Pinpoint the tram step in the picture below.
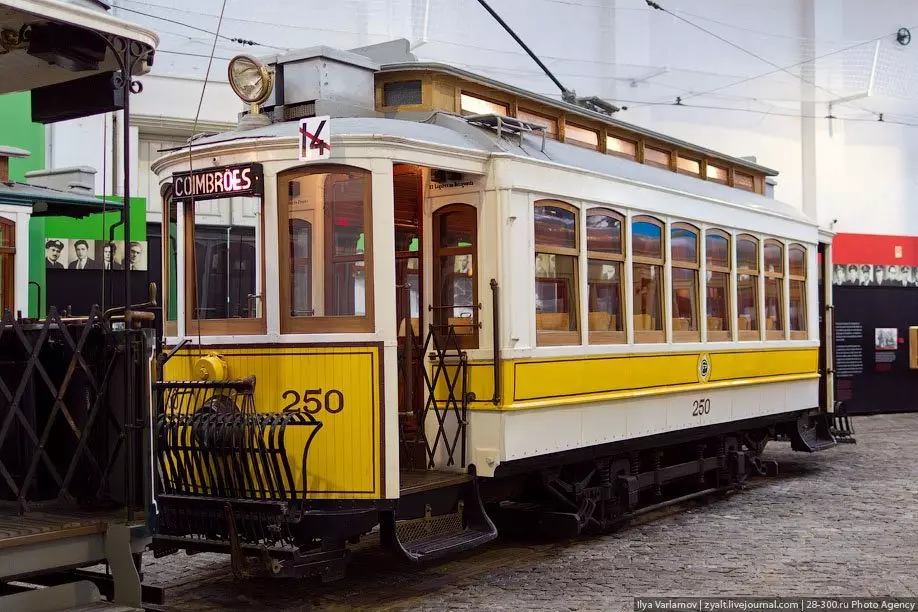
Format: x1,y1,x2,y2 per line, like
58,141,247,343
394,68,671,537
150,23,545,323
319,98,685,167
790,413,837,453
381,478,497,562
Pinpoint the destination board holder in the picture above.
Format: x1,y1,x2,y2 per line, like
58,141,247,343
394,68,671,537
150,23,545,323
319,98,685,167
172,163,265,202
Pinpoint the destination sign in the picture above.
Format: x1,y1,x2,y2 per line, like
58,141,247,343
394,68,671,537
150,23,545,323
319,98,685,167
172,163,264,202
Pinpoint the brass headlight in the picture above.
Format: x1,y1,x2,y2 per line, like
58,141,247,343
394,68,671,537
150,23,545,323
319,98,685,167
227,54,273,105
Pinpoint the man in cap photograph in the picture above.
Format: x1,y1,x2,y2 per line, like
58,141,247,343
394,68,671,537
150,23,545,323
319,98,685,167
69,239,97,270
45,240,64,269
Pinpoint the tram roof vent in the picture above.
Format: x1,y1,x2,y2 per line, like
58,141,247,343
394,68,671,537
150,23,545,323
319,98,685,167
261,45,381,123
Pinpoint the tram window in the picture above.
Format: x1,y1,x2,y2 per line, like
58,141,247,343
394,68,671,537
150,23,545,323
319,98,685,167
736,234,760,340
460,92,509,116
734,172,755,191
705,230,732,341
671,223,699,341
278,166,373,333
383,80,422,106
586,208,624,344
632,216,664,343
185,196,264,335
606,135,637,159
0,217,13,314
676,155,701,176
433,204,478,348
517,108,559,139
534,200,580,346
789,244,807,339
565,123,599,150
644,146,671,170
706,164,728,184
764,240,784,339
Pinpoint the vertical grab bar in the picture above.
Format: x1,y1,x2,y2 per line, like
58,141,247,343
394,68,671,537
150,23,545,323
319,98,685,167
490,279,501,405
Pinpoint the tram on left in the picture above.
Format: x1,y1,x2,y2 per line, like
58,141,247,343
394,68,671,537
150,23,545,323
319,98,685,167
0,2,159,610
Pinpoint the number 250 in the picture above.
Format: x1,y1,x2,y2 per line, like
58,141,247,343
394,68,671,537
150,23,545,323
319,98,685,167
282,388,345,414
692,398,711,416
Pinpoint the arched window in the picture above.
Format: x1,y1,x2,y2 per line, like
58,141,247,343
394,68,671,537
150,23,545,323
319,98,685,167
534,200,579,346
586,208,624,344
632,215,664,343
278,165,373,333
0,217,14,314
433,204,478,348
789,244,807,339
736,234,760,340
764,239,784,339
705,230,731,341
671,223,700,341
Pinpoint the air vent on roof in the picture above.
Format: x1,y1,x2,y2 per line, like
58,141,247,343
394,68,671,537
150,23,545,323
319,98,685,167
283,102,316,122
463,113,546,151
384,80,423,106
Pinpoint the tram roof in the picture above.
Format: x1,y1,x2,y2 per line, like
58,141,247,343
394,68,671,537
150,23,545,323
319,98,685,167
158,113,810,224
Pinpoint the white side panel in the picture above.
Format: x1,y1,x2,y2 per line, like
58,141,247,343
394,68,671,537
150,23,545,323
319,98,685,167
488,379,816,470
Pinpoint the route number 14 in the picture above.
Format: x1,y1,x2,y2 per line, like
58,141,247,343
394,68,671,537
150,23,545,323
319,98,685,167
692,398,711,416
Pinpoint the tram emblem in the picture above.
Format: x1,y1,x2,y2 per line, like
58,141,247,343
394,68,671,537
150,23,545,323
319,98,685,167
698,353,711,383
299,115,332,161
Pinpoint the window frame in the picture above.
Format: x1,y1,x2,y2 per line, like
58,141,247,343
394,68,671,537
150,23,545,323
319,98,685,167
586,207,625,345
735,233,760,341
706,163,728,184
643,145,672,170
0,216,14,315
670,222,700,342
704,229,732,342
432,203,479,349
676,154,702,177
534,199,580,346
763,239,785,340
564,122,600,150
788,243,807,340
631,215,665,344
605,134,638,160
517,107,559,140
276,164,375,334
459,90,510,116
183,198,266,336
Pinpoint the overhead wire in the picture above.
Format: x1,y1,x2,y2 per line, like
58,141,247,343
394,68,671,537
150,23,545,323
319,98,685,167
185,0,228,354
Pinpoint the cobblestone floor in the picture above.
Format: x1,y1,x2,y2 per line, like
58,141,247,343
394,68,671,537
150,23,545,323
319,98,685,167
145,413,918,611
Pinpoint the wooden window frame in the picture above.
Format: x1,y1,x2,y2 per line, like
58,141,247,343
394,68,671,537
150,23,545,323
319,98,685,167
565,122,600,150
763,239,785,340
586,207,625,345
676,154,702,177
631,215,665,344
704,229,732,342
277,164,375,334
735,233,760,341
534,199,580,346
706,163,729,184
605,133,638,160
643,145,672,170
184,200,267,336
734,171,755,192
0,216,14,315
788,243,807,340
670,223,700,342
433,204,479,349
459,90,510,116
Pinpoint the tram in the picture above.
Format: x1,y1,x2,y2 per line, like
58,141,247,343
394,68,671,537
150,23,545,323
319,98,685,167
151,42,837,581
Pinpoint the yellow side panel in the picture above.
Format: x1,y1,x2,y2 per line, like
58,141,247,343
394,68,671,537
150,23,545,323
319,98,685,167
709,348,817,381
163,345,383,500
513,353,698,402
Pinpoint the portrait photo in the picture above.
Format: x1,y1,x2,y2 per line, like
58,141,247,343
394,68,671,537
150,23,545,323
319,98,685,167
875,327,898,350
69,239,97,270
45,238,68,269
125,241,147,271
96,240,124,270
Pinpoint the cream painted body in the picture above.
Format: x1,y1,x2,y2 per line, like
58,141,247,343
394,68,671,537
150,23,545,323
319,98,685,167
467,378,817,477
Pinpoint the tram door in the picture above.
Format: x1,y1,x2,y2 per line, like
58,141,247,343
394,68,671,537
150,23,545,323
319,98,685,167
394,165,426,468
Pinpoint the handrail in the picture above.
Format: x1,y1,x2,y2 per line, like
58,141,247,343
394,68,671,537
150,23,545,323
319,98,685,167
490,279,501,405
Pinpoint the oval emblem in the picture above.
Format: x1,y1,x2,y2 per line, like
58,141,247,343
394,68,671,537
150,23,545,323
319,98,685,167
698,353,711,383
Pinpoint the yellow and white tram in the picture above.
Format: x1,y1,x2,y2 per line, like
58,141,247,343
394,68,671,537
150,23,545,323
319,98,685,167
151,44,836,580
